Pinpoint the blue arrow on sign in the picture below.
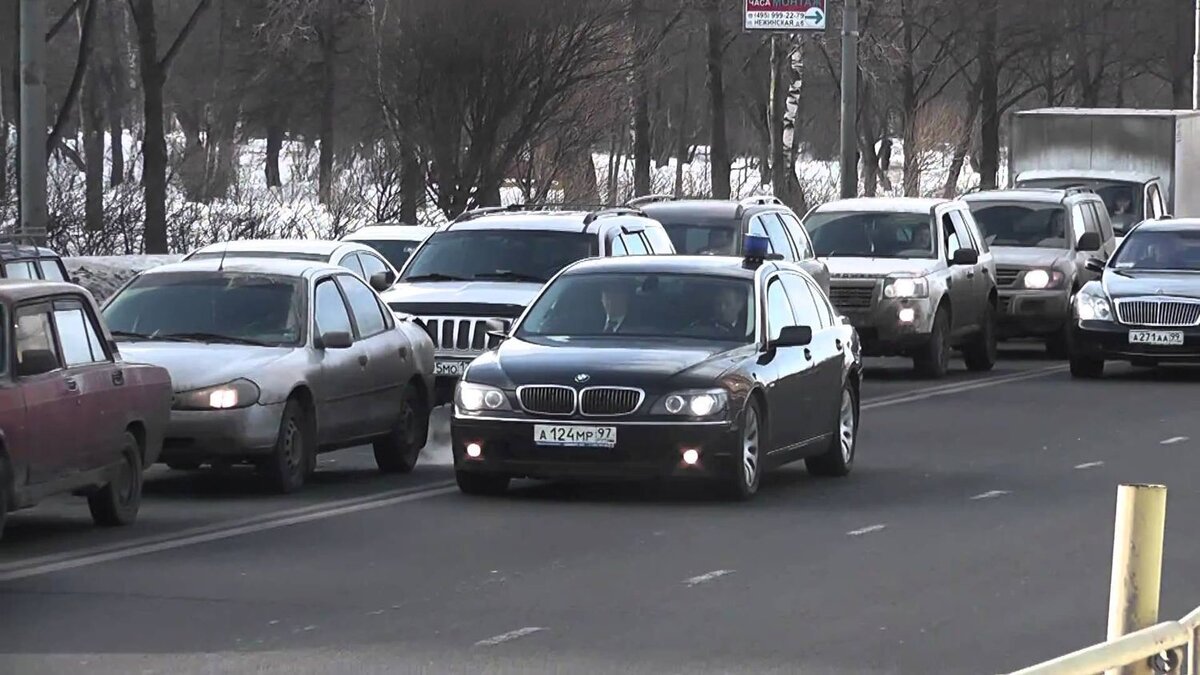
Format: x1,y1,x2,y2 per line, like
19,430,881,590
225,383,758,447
806,8,824,25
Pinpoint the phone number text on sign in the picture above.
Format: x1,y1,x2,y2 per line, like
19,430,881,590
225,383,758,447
744,1,826,31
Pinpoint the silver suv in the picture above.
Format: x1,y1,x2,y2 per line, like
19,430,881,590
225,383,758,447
381,205,676,404
962,188,1118,357
802,198,998,377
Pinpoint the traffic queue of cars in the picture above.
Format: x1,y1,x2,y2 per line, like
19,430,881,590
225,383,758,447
3,197,1199,538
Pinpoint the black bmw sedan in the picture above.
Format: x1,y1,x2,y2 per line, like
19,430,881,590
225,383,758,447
1070,218,1200,377
450,249,863,500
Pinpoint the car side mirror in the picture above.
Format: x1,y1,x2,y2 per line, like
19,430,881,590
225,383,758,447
369,270,396,292
950,248,979,266
1085,257,1106,274
770,325,812,349
316,331,354,350
17,349,60,377
1077,232,1102,252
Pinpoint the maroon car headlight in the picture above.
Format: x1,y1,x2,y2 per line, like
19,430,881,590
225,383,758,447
174,379,261,411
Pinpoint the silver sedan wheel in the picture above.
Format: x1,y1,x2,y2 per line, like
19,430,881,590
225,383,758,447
839,387,856,463
742,406,760,488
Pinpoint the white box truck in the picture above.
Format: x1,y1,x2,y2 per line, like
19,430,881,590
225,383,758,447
1008,108,1200,236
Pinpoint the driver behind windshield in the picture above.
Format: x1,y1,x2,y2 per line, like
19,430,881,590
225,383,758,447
689,286,748,336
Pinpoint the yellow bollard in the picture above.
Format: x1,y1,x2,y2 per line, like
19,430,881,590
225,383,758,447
1106,483,1168,675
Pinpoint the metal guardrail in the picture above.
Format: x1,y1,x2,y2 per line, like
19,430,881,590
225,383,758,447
1005,485,1199,675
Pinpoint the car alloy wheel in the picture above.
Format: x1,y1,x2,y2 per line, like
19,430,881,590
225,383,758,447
806,382,857,478
742,406,760,489
839,387,856,463
725,403,763,500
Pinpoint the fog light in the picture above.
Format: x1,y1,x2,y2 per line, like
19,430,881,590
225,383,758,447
466,442,483,459
682,449,700,466
898,308,916,323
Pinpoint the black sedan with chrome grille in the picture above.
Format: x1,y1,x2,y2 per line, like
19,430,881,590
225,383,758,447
450,252,863,500
1069,218,1200,377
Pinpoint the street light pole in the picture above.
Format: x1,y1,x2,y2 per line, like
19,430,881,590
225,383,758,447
18,0,47,243
839,0,859,198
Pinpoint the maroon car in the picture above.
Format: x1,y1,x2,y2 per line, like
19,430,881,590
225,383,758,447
0,281,171,540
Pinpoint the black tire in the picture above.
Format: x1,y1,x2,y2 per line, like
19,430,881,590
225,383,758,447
374,384,428,474
806,381,858,477
963,303,998,372
88,432,143,527
724,400,764,501
455,470,510,496
263,400,311,494
914,308,951,378
167,461,201,471
1070,354,1105,379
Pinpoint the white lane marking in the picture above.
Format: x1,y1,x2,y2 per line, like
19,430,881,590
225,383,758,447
970,490,1011,501
1075,461,1104,470
862,365,1067,411
0,483,457,582
847,524,886,536
1161,436,1189,445
474,627,547,647
683,569,734,587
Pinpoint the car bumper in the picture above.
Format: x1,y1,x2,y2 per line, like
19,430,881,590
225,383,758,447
1072,321,1200,363
160,401,286,463
997,290,1069,337
451,415,740,481
841,298,938,355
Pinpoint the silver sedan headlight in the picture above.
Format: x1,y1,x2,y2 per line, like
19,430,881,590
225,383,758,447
652,389,729,418
174,379,261,411
1074,292,1113,322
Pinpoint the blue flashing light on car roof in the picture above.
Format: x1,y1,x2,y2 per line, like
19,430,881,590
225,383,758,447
743,234,771,261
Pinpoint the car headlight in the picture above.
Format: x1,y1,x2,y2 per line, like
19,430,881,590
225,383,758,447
174,379,260,411
883,276,929,299
653,389,729,418
455,382,511,412
1074,292,1113,322
1023,269,1066,290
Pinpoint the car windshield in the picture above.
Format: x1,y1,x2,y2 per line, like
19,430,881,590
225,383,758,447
352,239,422,271
517,272,755,343
1019,179,1143,233
401,230,599,283
805,211,936,259
660,219,739,255
102,272,306,347
1111,228,1200,272
969,203,1069,248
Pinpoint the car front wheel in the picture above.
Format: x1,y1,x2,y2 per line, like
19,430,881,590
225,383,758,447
963,303,997,372
806,381,858,477
89,433,144,527
914,308,950,378
724,400,763,500
263,400,311,494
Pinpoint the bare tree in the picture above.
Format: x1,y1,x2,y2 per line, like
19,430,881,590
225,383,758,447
704,0,731,199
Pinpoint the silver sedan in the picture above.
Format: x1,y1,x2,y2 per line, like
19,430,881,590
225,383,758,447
101,258,436,493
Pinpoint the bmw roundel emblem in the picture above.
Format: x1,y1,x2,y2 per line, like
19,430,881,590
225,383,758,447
575,373,590,383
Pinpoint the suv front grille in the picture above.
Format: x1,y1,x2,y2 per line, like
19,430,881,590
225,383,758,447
580,387,644,416
1115,299,1200,327
517,386,576,416
413,316,511,352
829,284,876,310
995,266,1022,288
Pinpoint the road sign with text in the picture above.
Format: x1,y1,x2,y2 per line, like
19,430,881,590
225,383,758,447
744,0,826,31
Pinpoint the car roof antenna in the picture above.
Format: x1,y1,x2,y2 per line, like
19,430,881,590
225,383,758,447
217,243,229,271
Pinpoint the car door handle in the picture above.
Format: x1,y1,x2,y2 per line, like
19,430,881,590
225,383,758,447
398,347,408,360
358,355,369,367
64,377,78,391
803,348,813,361
835,339,843,352
112,370,125,386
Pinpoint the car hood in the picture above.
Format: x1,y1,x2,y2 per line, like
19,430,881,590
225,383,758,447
116,342,295,392
382,281,543,309
469,337,751,390
822,257,938,278
1103,270,1200,301
989,246,1067,269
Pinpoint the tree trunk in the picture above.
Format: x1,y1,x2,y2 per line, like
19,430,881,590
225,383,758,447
900,7,920,197
977,0,1000,191
705,2,731,200
266,111,284,188
103,0,128,187
0,66,8,208
768,36,789,202
631,0,651,197
81,21,105,232
129,0,169,253
400,145,423,223
109,114,124,187
943,89,980,198
317,16,337,206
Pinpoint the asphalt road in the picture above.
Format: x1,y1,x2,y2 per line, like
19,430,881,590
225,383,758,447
2,345,1200,674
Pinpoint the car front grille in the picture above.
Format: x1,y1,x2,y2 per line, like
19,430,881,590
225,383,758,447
1115,299,1200,327
829,283,877,310
517,386,577,416
995,266,1022,288
579,387,644,416
411,316,512,353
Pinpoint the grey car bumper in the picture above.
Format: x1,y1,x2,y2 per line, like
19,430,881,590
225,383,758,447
160,401,287,462
997,290,1070,337
841,298,939,355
